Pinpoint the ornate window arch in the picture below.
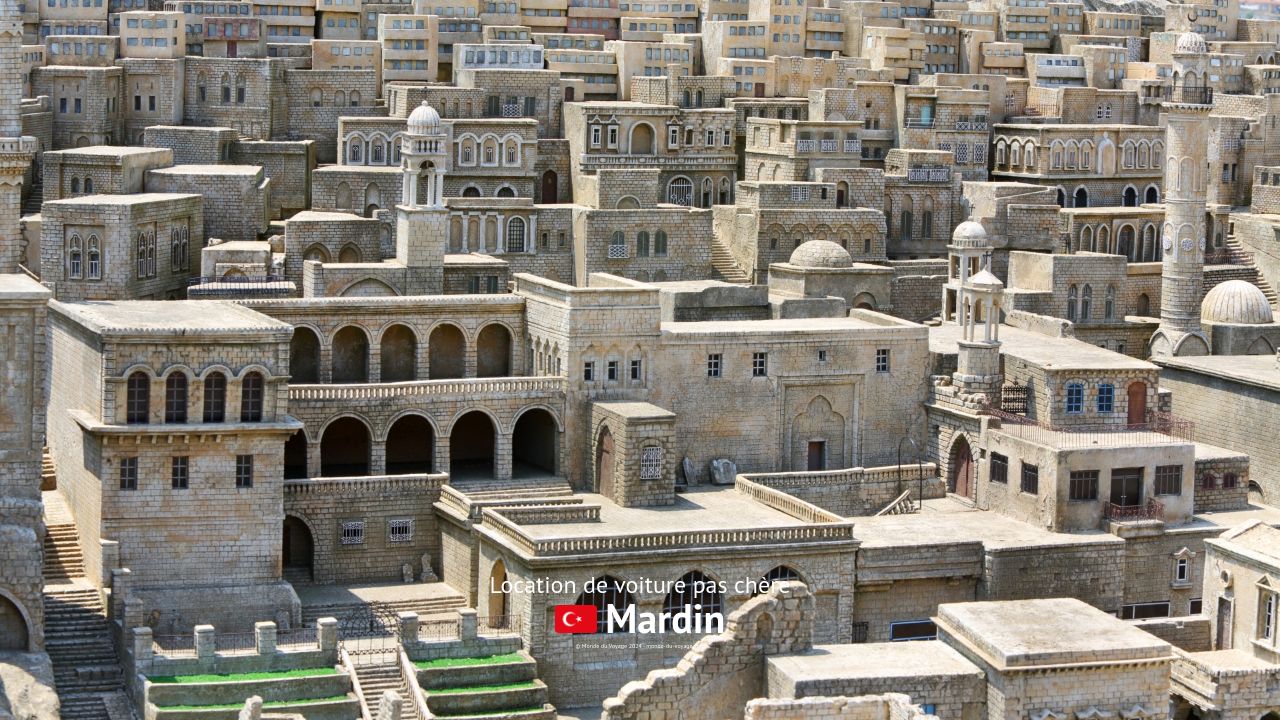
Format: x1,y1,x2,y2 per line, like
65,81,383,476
87,235,101,279
68,235,83,279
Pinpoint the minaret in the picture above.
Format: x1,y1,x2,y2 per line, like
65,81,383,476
395,101,450,294
1150,32,1213,357
0,0,36,273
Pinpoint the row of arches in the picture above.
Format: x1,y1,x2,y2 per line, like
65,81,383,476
68,175,95,194
123,367,267,425
288,407,559,480
1065,284,1121,322
1076,222,1162,262
457,133,526,168
290,322,513,384
344,132,402,166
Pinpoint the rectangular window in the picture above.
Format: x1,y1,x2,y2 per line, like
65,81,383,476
707,353,722,378
1069,470,1099,501
607,125,618,147
388,518,414,543
817,349,827,362
1020,462,1039,494
752,352,767,377
1155,465,1183,496
1175,557,1190,583
1119,601,1170,620
1065,383,1084,414
888,619,937,641
171,456,189,489
583,361,595,382
1189,598,1203,615
590,125,601,146
990,453,1008,484
235,454,253,488
1260,588,1277,642
341,520,366,545
119,457,138,490
607,360,619,381
639,445,663,479
1097,383,1114,413
875,348,890,373
630,358,643,381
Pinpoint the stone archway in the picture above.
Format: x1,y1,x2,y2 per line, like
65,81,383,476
0,594,31,651
450,412,496,479
320,417,371,476
487,559,509,620
429,325,466,379
512,409,557,477
386,414,434,474
541,170,558,202
791,396,845,471
331,326,370,383
291,327,321,383
380,324,417,382
284,430,308,479
476,324,512,377
282,516,314,582
949,435,974,498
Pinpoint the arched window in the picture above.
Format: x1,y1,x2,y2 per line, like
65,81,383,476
70,177,80,193
1097,383,1115,413
1065,382,1084,414
83,177,93,193
203,372,226,422
68,235,82,279
370,139,385,164
756,565,803,595
636,231,649,257
610,231,626,256
350,90,361,105
1080,285,1093,320
348,140,362,164
505,141,517,165
654,230,667,257
663,571,724,625
505,217,526,253
126,371,150,424
1105,285,1115,319
240,372,264,422
667,177,693,206
575,576,636,634
1066,285,1078,322
87,236,101,279
165,373,188,423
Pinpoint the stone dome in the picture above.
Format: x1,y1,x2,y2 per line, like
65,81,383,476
407,101,441,134
951,219,989,248
1201,280,1274,324
789,240,853,268
1175,32,1208,55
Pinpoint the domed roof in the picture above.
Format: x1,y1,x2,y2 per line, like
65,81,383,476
951,219,990,248
407,101,441,134
1201,280,1274,324
1175,32,1208,55
789,240,853,269
968,269,1004,289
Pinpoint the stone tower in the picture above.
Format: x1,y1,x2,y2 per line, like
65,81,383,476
0,0,37,273
1150,32,1214,357
395,101,449,293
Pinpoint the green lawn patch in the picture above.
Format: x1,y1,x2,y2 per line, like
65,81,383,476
433,707,546,719
414,653,524,670
427,681,539,695
148,667,339,684
155,694,350,710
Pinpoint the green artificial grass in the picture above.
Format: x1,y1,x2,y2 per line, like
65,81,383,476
154,694,350,711
414,653,524,670
433,707,546,719
427,680,539,695
148,667,339,684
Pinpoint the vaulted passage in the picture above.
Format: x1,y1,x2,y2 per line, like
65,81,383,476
321,417,371,477
450,411,495,479
476,324,512,377
284,430,308,479
512,409,557,477
282,516,313,582
290,327,320,383
0,596,29,650
386,414,434,474
380,324,418,382
332,326,370,383
429,324,466,379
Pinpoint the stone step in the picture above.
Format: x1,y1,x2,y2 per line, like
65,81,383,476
418,654,538,690
432,705,557,720
424,680,549,717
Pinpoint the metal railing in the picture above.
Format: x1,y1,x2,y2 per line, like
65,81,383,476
276,626,319,650
906,167,951,183
152,634,197,658
418,617,461,641
819,139,838,152
607,244,629,259
1164,85,1213,105
188,274,284,286
844,139,860,153
1106,497,1165,521
796,139,816,152
988,408,1194,448
955,120,989,131
477,614,524,636
904,117,935,129
216,632,259,655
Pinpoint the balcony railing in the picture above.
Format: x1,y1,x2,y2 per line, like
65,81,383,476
904,117,935,129
906,167,951,183
796,139,816,152
844,139,860,153
955,120,989,131
1164,85,1213,105
189,274,284,286
820,138,838,152
607,243,629,259
1106,497,1165,522
988,408,1194,449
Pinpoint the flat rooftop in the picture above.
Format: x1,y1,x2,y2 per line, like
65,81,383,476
768,642,981,686
853,497,1122,550
513,486,820,540
50,300,292,335
1157,353,1280,391
42,192,200,207
45,145,171,158
150,164,264,176
662,315,919,337
937,597,1172,669
930,322,1157,371
0,274,52,299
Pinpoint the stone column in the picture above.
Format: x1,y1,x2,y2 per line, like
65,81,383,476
528,213,537,254
461,213,470,252
254,621,277,655
195,625,216,661
458,609,477,641
317,617,338,654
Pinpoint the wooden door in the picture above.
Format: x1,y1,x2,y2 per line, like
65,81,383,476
597,428,615,498
949,437,974,498
1127,382,1147,425
541,171,557,203
807,441,826,471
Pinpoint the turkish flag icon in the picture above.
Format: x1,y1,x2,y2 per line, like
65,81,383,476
554,605,597,634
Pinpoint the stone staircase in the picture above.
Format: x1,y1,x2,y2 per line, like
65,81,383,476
710,236,750,284
450,475,574,502
44,522,85,584
418,651,555,720
43,588,132,720
1211,235,1280,309
301,593,467,628
355,661,422,720
21,173,42,216
41,448,57,491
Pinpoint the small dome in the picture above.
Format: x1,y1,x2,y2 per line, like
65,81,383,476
1201,280,1274,324
967,269,1004,289
951,219,989,248
407,101,441,134
789,240,853,269
1175,32,1208,55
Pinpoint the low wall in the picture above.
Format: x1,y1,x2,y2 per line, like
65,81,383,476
738,464,942,517
745,694,940,720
